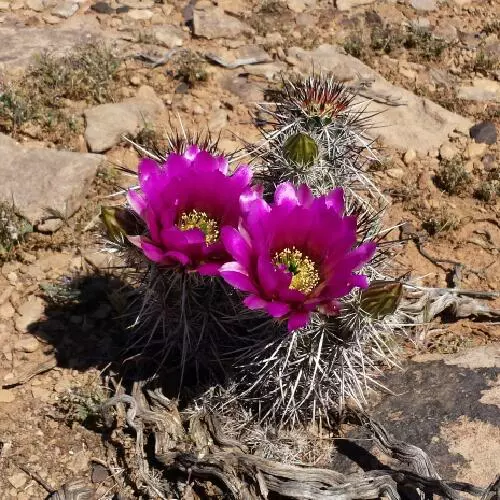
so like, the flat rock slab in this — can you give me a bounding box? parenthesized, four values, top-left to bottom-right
(289, 44, 473, 155)
(84, 85, 165, 153)
(193, 7, 252, 40)
(0, 19, 110, 72)
(369, 345, 500, 484)
(0, 133, 102, 230)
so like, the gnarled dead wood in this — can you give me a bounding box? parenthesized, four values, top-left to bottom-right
(101, 390, 496, 500)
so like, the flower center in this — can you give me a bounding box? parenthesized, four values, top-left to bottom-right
(273, 247, 320, 294)
(178, 210, 219, 244)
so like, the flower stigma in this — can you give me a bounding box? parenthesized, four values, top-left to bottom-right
(273, 247, 320, 294)
(178, 210, 219, 244)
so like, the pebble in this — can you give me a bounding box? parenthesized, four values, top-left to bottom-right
(287, 0, 306, 12)
(129, 75, 141, 86)
(0, 389, 16, 403)
(43, 12, 61, 23)
(403, 149, 417, 165)
(91, 1, 114, 13)
(26, 0, 44, 11)
(153, 25, 184, 48)
(469, 121, 497, 145)
(15, 296, 45, 332)
(7, 472, 26, 489)
(0, 301, 15, 320)
(31, 386, 52, 402)
(386, 168, 405, 179)
(410, 0, 437, 11)
(465, 142, 487, 159)
(52, 0, 78, 17)
(126, 8, 152, 19)
(14, 336, 40, 353)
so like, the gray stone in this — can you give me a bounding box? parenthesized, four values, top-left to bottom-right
(288, 44, 472, 155)
(457, 80, 500, 103)
(91, 2, 114, 14)
(84, 85, 164, 153)
(336, 0, 375, 10)
(0, 134, 102, 229)
(193, 7, 251, 40)
(469, 121, 497, 145)
(52, 1, 78, 17)
(0, 20, 108, 71)
(153, 25, 184, 48)
(410, 0, 437, 11)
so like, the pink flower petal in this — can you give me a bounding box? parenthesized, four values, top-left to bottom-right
(287, 312, 310, 331)
(324, 188, 345, 213)
(297, 184, 314, 206)
(265, 301, 291, 318)
(141, 241, 167, 262)
(244, 295, 267, 310)
(221, 226, 252, 268)
(164, 251, 190, 265)
(127, 190, 146, 217)
(275, 182, 299, 207)
(196, 262, 221, 276)
(220, 262, 257, 293)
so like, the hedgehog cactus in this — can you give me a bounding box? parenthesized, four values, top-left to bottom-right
(102, 74, 406, 424)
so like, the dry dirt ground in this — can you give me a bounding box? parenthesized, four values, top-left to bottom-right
(0, 0, 499, 498)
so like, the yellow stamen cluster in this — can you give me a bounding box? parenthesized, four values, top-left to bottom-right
(178, 210, 219, 244)
(273, 247, 320, 294)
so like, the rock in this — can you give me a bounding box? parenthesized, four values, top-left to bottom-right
(0, 301, 15, 320)
(193, 7, 251, 40)
(84, 85, 164, 153)
(31, 386, 52, 402)
(14, 336, 40, 353)
(115, 4, 128, 13)
(207, 109, 227, 133)
(153, 25, 184, 48)
(220, 75, 265, 103)
(120, 0, 153, 8)
(0, 389, 16, 403)
(439, 143, 457, 161)
(287, 0, 305, 12)
(457, 80, 500, 103)
(410, 0, 436, 10)
(217, 0, 249, 15)
(465, 142, 487, 159)
(336, 0, 375, 10)
(129, 75, 141, 86)
(26, 0, 44, 11)
(386, 168, 405, 179)
(91, 1, 114, 14)
(432, 22, 457, 42)
(7, 472, 26, 488)
(0, 20, 107, 71)
(288, 44, 472, 155)
(43, 13, 62, 23)
(52, 1, 78, 17)
(0, 134, 102, 230)
(469, 121, 497, 145)
(15, 296, 45, 332)
(370, 344, 500, 482)
(403, 149, 417, 164)
(0, 1, 10, 10)
(126, 8, 152, 19)
(410, 17, 431, 30)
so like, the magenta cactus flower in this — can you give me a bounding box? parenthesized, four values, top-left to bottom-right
(127, 145, 252, 275)
(220, 183, 377, 331)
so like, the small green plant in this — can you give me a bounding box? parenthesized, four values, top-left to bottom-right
(474, 180, 500, 202)
(422, 208, 460, 236)
(344, 35, 365, 59)
(57, 384, 108, 428)
(0, 202, 32, 259)
(434, 157, 470, 195)
(473, 51, 499, 73)
(403, 27, 447, 60)
(0, 43, 119, 137)
(370, 26, 404, 54)
(170, 49, 208, 86)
